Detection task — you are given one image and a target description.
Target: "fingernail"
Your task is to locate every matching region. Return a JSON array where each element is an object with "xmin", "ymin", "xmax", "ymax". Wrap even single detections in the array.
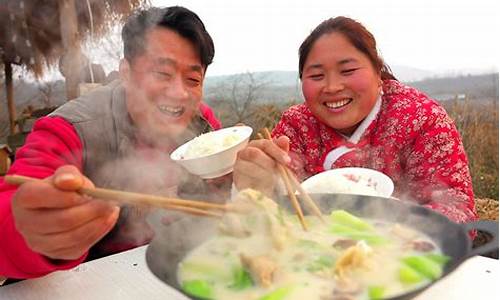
[
  {"xmin": 107, "ymin": 207, "xmax": 120, "ymax": 224},
  {"xmin": 55, "ymin": 173, "xmax": 75, "ymax": 184},
  {"xmin": 283, "ymin": 155, "xmax": 291, "ymax": 164},
  {"xmin": 112, "ymin": 206, "xmax": 120, "ymax": 218}
]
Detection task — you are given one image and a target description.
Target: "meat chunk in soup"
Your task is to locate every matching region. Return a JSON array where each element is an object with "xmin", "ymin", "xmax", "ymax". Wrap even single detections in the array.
[{"xmin": 240, "ymin": 253, "xmax": 278, "ymax": 288}]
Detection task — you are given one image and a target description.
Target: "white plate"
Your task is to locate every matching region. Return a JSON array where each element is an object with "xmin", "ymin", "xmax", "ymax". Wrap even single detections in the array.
[{"xmin": 301, "ymin": 167, "xmax": 394, "ymax": 198}]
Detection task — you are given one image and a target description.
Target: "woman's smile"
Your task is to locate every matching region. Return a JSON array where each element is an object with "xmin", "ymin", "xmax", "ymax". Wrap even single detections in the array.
[{"xmin": 324, "ymin": 98, "xmax": 353, "ymax": 111}]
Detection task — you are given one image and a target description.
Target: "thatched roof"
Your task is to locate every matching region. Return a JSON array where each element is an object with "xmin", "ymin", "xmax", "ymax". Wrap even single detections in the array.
[{"xmin": 0, "ymin": 0, "xmax": 149, "ymax": 77}]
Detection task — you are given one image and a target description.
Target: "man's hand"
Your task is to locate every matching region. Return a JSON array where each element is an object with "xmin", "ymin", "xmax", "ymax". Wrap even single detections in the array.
[
  {"xmin": 11, "ymin": 165, "xmax": 120, "ymax": 260},
  {"xmin": 233, "ymin": 135, "xmax": 291, "ymax": 197}
]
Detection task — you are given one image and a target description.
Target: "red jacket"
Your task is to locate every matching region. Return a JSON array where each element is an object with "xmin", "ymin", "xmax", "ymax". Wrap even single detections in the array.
[
  {"xmin": 273, "ymin": 80, "xmax": 477, "ymax": 225},
  {"xmin": 0, "ymin": 104, "xmax": 221, "ymax": 279}
]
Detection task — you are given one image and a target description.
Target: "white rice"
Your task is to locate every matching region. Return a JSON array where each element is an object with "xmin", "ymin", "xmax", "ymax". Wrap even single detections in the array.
[
  {"xmin": 305, "ymin": 173, "xmax": 380, "ymax": 196},
  {"xmin": 183, "ymin": 132, "xmax": 241, "ymax": 159}
]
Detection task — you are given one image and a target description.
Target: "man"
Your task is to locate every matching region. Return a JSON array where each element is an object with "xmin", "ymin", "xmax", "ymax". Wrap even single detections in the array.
[{"xmin": 0, "ymin": 6, "xmax": 223, "ymax": 279}]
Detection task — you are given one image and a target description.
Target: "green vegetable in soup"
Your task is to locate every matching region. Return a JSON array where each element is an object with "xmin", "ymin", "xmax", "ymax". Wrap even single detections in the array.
[
  {"xmin": 182, "ymin": 279, "xmax": 214, "ymax": 299},
  {"xmin": 180, "ymin": 261, "xmax": 230, "ymax": 280},
  {"xmin": 330, "ymin": 223, "xmax": 361, "ymax": 235},
  {"xmin": 258, "ymin": 285, "xmax": 295, "ymax": 300},
  {"xmin": 228, "ymin": 266, "xmax": 253, "ymax": 290},
  {"xmin": 306, "ymin": 254, "xmax": 336, "ymax": 272},
  {"xmin": 399, "ymin": 264, "xmax": 426, "ymax": 284},
  {"xmin": 424, "ymin": 253, "xmax": 451, "ymax": 266},
  {"xmin": 330, "ymin": 223, "xmax": 388, "ymax": 245},
  {"xmin": 330, "ymin": 210, "xmax": 374, "ymax": 231},
  {"xmin": 402, "ymin": 255, "xmax": 443, "ymax": 280},
  {"xmin": 344, "ymin": 231, "xmax": 389, "ymax": 245},
  {"xmin": 368, "ymin": 285, "xmax": 386, "ymax": 299}
]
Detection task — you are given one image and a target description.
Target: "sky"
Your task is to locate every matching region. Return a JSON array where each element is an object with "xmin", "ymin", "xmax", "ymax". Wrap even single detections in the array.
[{"xmin": 148, "ymin": 0, "xmax": 499, "ymax": 77}]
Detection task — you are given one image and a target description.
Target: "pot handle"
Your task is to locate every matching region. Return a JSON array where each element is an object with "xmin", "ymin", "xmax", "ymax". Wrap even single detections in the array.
[{"xmin": 462, "ymin": 220, "xmax": 499, "ymax": 258}]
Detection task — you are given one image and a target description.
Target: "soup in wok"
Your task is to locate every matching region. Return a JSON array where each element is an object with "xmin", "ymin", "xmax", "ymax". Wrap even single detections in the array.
[{"xmin": 177, "ymin": 190, "xmax": 449, "ymax": 300}]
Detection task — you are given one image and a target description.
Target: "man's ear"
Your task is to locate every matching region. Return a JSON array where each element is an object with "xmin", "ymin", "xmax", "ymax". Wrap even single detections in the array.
[{"xmin": 119, "ymin": 58, "xmax": 130, "ymax": 82}]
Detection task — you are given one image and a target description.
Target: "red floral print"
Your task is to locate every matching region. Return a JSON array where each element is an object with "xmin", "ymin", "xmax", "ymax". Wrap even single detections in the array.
[{"xmin": 273, "ymin": 80, "xmax": 477, "ymax": 224}]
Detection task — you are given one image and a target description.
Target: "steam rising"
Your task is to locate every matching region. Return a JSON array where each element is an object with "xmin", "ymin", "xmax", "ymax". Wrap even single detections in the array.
[{"xmin": 91, "ymin": 123, "xmax": 207, "ymax": 248}]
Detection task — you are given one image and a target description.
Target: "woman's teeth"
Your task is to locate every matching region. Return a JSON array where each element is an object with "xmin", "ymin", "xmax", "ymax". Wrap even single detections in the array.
[
  {"xmin": 325, "ymin": 98, "xmax": 352, "ymax": 109},
  {"xmin": 158, "ymin": 105, "xmax": 184, "ymax": 116}
]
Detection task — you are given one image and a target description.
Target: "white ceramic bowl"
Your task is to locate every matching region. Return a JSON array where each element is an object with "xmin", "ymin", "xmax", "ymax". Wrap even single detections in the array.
[
  {"xmin": 301, "ymin": 167, "xmax": 394, "ymax": 198},
  {"xmin": 170, "ymin": 126, "xmax": 253, "ymax": 179}
]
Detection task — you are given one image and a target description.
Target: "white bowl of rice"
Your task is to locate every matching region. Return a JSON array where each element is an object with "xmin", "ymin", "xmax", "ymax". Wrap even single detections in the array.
[
  {"xmin": 170, "ymin": 126, "xmax": 253, "ymax": 179},
  {"xmin": 301, "ymin": 167, "xmax": 394, "ymax": 198}
]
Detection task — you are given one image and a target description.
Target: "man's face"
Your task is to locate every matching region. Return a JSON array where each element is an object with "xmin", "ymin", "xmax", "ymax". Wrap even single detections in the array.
[{"xmin": 121, "ymin": 27, "xmax": 205, "ymax": 143}]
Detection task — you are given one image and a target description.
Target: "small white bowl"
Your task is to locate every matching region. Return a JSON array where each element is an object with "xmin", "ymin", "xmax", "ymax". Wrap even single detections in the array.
[
  {"xmin": 170, "ymin": 126, "xmax": 253, "ymax": 179},
  {"xmin": 301, "ymin": 167, "xmax": 394, "ymax": 198}
]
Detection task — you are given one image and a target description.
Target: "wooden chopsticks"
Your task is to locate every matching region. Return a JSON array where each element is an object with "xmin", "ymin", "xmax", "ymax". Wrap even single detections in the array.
[
  {"xmin": 259, "ymin": 129, "xmax": 307, "ymax": 230},
  {"xmin": 4, "ymin": 175, "xmax": 228, "ymax": 218},
  {"xmin": 286, "ymin": 167, "xmax": 326, "ymax": 223},
  {"xmin": 260, "ymin": 128, "xmax": 325, "ymax": 230}
]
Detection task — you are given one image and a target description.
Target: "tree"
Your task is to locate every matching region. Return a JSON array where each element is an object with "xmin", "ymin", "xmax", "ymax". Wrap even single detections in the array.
[
  {"xmin": 37, "ymin": 81, "xmax": 57, "ymax": 108},
  {"xmin": 210, "ymin": 72, "xmax": 271, "ymax": 126},
  {"xmin": 83, "ymin": 25, "xmax": 123, "ymax": 74}
]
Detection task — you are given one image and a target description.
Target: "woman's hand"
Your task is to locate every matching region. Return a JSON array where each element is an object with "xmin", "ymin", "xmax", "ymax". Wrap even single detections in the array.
[
  {"xmin": 233, "ymin": 135, "xmax": 291, "ymax": 197},
  {"xmin": 11, "ymin": 165, "xmax": 120, "ymax": 260}
]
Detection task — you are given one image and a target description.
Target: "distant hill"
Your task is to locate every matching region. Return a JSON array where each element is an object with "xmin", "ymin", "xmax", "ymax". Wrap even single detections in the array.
[
  {"xmin": 204, "ymin": 70, "xmax": 300, "ymax": 89},
  {"xmin": 391, "ymin": 65, "xmax": 436, "ymax": 82},
  {"xmin": 204, "ymin": 65, "xmax": 437, "ymax": 88},
  {"xmin": 205, "ymin": 71, "xmax": 498, "ymax": 104},
  {"xmin": 1, "ymin": 71, "xmax": 498, "ymax": 143},
  {"xmin": 406, "ymin": 73, "xmax": 498, "ymax": 101}
]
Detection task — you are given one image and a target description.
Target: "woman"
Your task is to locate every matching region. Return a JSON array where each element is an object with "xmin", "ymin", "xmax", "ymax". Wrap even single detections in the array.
[{"xmin": 233, "ymin": 16, "xmax": 477, "ymax": 224}]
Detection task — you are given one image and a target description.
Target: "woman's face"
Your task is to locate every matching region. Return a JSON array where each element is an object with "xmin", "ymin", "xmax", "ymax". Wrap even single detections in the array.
[{"xmin": 301, "ymin": 32, "xmax": 381, "ymax": 135}]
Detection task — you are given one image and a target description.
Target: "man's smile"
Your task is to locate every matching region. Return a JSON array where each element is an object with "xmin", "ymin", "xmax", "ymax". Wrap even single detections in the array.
[{"xmin": 157, "ymin": 104, "xmax": 185, "ymax": 117}]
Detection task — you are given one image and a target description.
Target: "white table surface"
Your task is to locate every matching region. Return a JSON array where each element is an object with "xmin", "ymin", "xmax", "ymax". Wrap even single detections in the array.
[{"xmin": 0, "ymin": 245, "xmax": 498, "ymax": 300}]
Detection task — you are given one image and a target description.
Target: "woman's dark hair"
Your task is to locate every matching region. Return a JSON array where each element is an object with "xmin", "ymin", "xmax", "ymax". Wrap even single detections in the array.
[
  {"xmin": 299, "ymin": 16, "xmax": 396, "ymax": 80},
  {"xmin": 122, "ymin": 6, "xmax": 214, "ymax": 69}
]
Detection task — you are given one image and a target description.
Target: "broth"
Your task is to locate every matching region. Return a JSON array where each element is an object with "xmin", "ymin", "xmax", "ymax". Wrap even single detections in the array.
[{"xmin": 177, "ymin": 190, "xmax": 449, "ymax": 300}]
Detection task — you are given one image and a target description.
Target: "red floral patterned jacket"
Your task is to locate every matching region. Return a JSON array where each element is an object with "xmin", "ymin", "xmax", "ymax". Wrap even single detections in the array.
[{"xmin": 272, "ymin": 80, "xmax": 477, "ymax": 224}]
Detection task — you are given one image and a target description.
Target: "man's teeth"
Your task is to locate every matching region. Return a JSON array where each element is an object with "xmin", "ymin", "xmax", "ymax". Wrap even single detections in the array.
[
  {"xmin": 325, "ymin": 99, "xmax": 352, "ymax": 109},
  {"xmin": 158, "ymin": 105, "xmax": 183, "ymax": 114}
]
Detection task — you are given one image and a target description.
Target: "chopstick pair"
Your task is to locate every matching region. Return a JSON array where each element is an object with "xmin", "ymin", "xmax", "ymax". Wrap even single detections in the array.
[
  {"xmin": 259, "ymin": 128, "xmax": 325, "ymax": 230},
  {"xmin": 4, "ymin": 175, "xmax": 230, "ymax": 218}
]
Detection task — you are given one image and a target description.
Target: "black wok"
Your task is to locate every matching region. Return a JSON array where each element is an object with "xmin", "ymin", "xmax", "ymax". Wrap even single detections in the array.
[{"xmin": 146, "ymin": 193, "xmax": 498, "ymax": 300}]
